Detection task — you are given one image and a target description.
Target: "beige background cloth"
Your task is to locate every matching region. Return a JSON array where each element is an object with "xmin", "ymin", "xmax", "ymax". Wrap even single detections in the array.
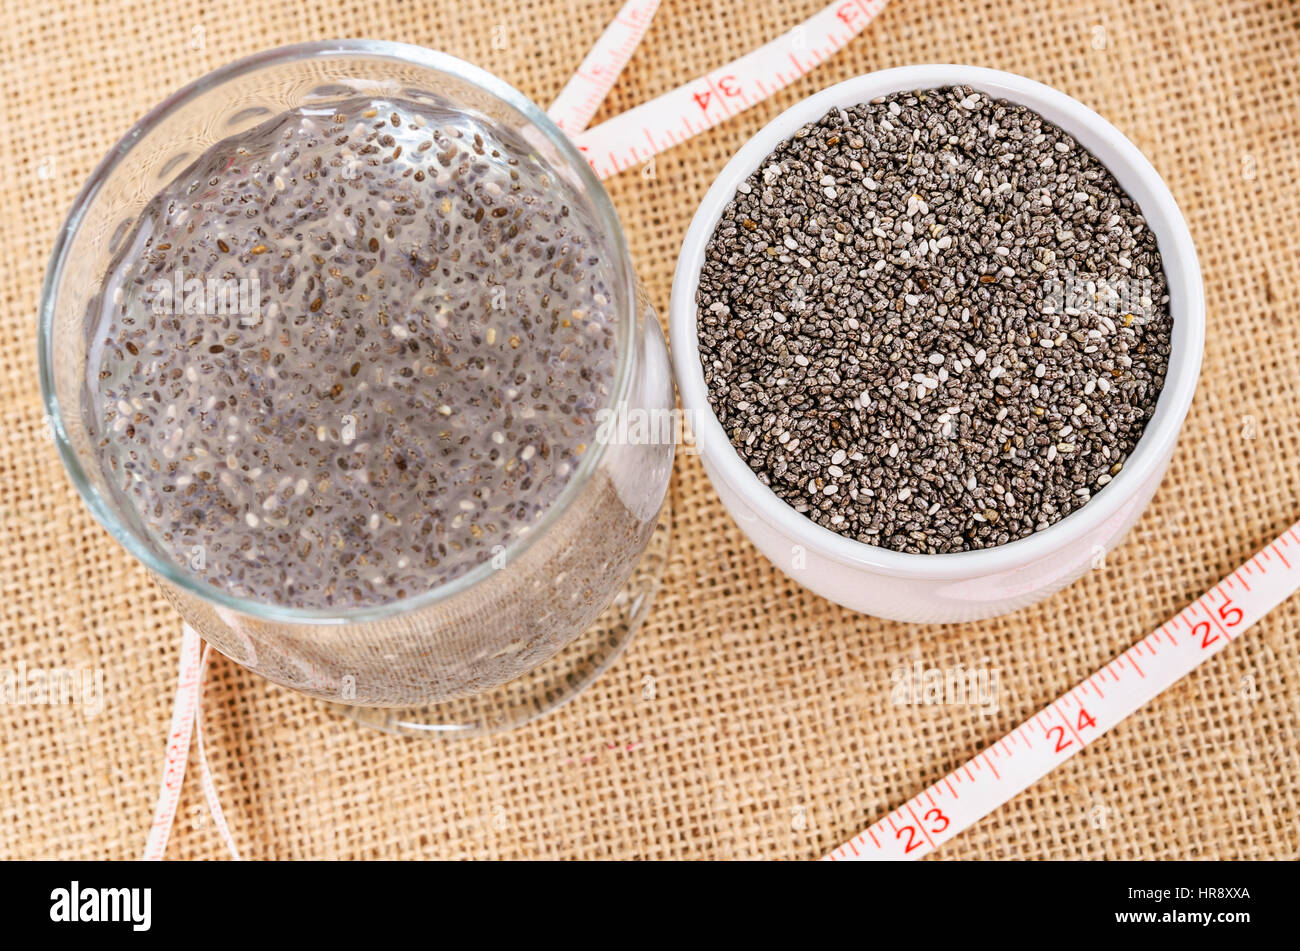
[{"xmin": 2, "ymin": 0, "xmax": 1298, "ymax": 859}]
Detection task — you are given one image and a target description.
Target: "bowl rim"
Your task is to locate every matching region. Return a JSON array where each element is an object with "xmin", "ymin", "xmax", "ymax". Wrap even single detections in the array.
[{"xmin": 669, "ymin": 64, "xmax": 1205, "ymax": 582}]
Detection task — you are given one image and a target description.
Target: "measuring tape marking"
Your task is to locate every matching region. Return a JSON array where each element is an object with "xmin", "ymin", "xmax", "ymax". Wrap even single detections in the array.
[
  {"xmin": 195, "ymin": 644, "xmax": 243, "ymax": 860},
  {"xmin": 549, "ymin": 0, "xmax": 662, "ymax": 136},
  {"xmin": 577, "ymin": 0, "xmax": 891, "ymax": 179},
  {"xmin": 825, "ymin": 520, "xmax": 1300, "ymax": 861},
  {"xmin": 142, "ymin": 624, "xmax": 201, "ymax": 860}
]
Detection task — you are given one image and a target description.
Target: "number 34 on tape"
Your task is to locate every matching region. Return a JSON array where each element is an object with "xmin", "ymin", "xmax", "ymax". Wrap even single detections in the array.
[
  {"xmin": 575, "ymin": 0, "xmax": 892, "ymax": 179},
  {"xmin": 826, "ymin": 519, "xmax": 1300, "ymax": 861}
]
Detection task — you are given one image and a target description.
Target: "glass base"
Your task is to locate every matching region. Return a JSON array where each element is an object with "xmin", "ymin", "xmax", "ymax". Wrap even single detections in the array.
[{"xmin": 329, "ymin": 489, "xmax": 673, "ymax": 738}]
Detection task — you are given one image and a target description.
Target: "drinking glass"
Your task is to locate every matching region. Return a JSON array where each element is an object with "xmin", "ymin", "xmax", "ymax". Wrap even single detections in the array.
[{"xmin": 39, "ymin": 41, "xmax": 675, "ymax": 736}]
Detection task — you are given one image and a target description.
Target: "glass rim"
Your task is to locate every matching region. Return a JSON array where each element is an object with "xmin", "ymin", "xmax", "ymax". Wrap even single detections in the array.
[{"xmin": 37, "ymin": 39, "xmax": 639, "ymax": 625}]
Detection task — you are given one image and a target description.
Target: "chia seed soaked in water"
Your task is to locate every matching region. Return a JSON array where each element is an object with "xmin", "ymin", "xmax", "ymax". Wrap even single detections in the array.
[
  {"xmin": 87, "ymin": 98, "xmax": 618, "ymax": 608},
  {"xmin": 697, "ymin": 86, "xmax": 1173, "ymax": 554}
]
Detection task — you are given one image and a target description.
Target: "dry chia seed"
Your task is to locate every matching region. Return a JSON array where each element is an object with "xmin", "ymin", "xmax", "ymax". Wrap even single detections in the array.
[
  {"xmin": 86, "ymin": 97, "xmax": 618, "ymax": 608},
  {"xmin": 696, "ymin": 86, "xmax": 1173, "ymax": 554}
]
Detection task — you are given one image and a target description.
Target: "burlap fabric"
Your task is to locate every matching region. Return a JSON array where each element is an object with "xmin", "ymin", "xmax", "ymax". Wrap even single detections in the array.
[{"xmin": 3, "ymin": 0, "xmax": 1298, "ymax": 860}]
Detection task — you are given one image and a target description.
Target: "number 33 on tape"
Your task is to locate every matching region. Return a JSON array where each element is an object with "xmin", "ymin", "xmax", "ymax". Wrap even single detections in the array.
[{"xmin": 827, "ymin": 520, "xmax": 1299, "ymax": 861}]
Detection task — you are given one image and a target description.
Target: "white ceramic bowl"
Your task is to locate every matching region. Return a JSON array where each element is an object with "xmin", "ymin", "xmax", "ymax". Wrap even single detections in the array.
[{"xmin": 670, "ymin": 65, "xmax": 1205, "ymax": 623}]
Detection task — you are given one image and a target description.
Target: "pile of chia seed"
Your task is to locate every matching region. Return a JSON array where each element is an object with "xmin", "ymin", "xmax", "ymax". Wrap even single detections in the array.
[
  {"xmin": 696, "ymin": 86, "xmax": 1173, "ymax": 553},
  {"xmin": 88, "ymin": 97, "xmax": 618, "ymax": 608}
]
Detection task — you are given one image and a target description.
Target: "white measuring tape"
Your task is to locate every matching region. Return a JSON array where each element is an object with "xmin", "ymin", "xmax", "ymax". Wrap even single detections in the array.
[
  {"xmin": 144, "ymin": 628, "xmax": 242, "ymax": 860},
  {"xmin": 142, "ymin": 624, "xmax": 201, "ymax": 860},
  {"xmin": 549, "ymin": 1, "xmax": 1297, "ymax": 858},
  {"xmin": 571, "ymin": 0, "xmax": 892, "ymax": 179},
  {"xmin": 149, "ymin": 0, "xmax": 1274, "ymax": 864},
  {"xmin": 825, "ymin": 519, "xmax": 1300, "ymax": 860},
  {"xmin": 549, "ymin": 0, "xmax": 663, "ymax": 136}
]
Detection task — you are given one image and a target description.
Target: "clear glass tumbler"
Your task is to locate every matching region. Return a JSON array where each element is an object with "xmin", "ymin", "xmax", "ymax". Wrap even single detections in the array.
[{"xmin": 39, "ymin": 41, "xmax": 675, "ymax": 736}]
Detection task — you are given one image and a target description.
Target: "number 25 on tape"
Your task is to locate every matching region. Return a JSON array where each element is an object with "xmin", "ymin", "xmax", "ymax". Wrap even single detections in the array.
[{"xmin": 1194, "ymin": 598, "xmax": 1243, "ymax": 648}]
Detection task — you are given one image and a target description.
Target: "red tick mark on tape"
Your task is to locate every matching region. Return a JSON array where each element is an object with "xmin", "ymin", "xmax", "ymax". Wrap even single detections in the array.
[{"xmin": 827, "ymin": 515, "xmax": 1300, "ymax": 860}]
